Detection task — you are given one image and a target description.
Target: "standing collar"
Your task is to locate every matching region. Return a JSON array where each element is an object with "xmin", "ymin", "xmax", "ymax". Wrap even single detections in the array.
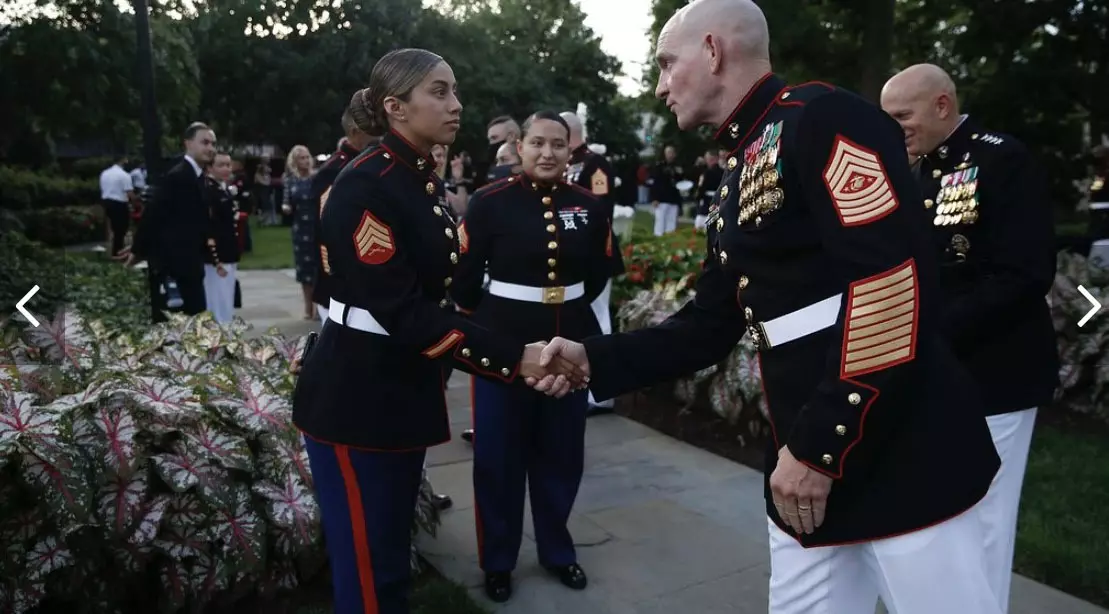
[
  {"xmin": 931, "ymin": 114, "xmax": 973, "ymax": 154},
  {"xmin": 518, "ymin": 171, "xmax": 564, "ymax": 193},
  {"xmin": 713, "ymin": 72, "xmax": 788, "ymax": 151},
  {"xmin": 380, "ymin": 130, "xmax": 435, "ymax": 174},
  {"xmin": 339, "ymin": 139, "xmax": 362, "ymax": 158}
]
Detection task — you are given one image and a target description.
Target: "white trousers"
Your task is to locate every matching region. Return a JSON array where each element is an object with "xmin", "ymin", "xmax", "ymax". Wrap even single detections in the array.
[
  {"xmin": 653, "ymin": 202, "xmax": 679, "ymax": 236},
  {"xmin": 768, "ymin": 507, "xmax": 1002, "ymax": 614},
  {"xmin": 981, "ymin": 407, "xmax": 1037, "ymax": 613},
  {"xmin": 203, "ymin": 263, "xmax": 237, "ymax": 324},
  {"xmin": 316, "ymin": 303, "xmax": 329, "ymax": 326},
  {"xmin": 587, "ymin": 279, "xmax": 614, "ymax": 409}
]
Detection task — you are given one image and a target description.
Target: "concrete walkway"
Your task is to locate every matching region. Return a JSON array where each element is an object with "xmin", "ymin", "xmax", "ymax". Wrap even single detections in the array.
[{"xmin": 239, "ymin": 268, "xmax": 1107, "ymax": 614}]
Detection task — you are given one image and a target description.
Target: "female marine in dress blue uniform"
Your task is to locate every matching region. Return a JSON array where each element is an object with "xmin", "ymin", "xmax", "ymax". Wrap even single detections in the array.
[
  {"xmin": 453, "ymin": 111, "xmax": 614, "ymax": 602},
  {"xmin": 291, "ymin": 51, "xmax": 583, "ymax": 614}
]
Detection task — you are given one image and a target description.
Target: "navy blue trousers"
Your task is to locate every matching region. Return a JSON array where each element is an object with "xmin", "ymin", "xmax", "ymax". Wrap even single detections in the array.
[
  {"xmin": 303, "ymin": 436, "xmax": 426, "ymax": 614},
  {"xmin": 471, "ymin": 376, "xmax": 588, "ymax": 572}
]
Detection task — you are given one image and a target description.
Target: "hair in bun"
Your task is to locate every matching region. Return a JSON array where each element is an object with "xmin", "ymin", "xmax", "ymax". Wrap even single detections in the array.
[{"xmin": 347, "ymin": 48, "xmax": 445, "ymax": 138}]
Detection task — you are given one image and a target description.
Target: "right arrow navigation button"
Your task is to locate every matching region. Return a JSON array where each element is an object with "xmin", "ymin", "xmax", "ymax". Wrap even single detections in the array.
[{"xmin": 1077, "ymin": 285, "xmax": 1102, "ymax": 328}]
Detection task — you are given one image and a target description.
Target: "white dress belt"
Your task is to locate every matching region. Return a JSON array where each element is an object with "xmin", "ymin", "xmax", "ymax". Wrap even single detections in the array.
[
  {"xmin": 1089, "ymin": 201, "xmax": 1109, "ymax": 210},
  {"xmin": 329, "ymin": 298, "xmax": 389, "ymax": 335},
  {"xmin": 488, "ymin": 280, "xmax": 585, "ymax": 304},
  {"xmin": 756, "ymin": 293, "xmax": 843, "ymax": 349}
]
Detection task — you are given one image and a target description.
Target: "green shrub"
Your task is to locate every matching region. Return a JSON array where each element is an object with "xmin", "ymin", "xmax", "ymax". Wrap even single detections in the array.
[
  {"xmin": 1, "ymin": 232, "xmax": 148, "ymax": 333},
  {"xmin": 17, "ymin": 205, "xmax": 106, "ymax": 247},
  {"xmin": 69, "ymin": 157, "xmax": 121, "ymax": 181},
  {"xmin": 0, "ymin": 166, "xmax": 99, "ymax": 210},
  {"xmin": 0, "ymin": 310, "xmax": 443, "ymax": 613}
]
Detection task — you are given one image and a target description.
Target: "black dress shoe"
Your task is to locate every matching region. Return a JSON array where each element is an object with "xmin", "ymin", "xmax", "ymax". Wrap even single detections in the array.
[
  {"xmin": 545, "ymin": 562, "xmax": 587, "ymax": 590},
  {"xmin": 432, "ymin": 493, "xmax": 452, "ymax": 511},
  {"xmin": 461, "ymin": 429, "xmax": 474, "ymax": 443},
  {"xmin": 484, "ymin": 571, "xmax": 512, "ymax": 602}
]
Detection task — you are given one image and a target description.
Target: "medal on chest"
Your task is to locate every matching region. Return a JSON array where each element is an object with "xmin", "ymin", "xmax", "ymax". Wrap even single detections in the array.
[
  {"xmin": 737, "ymin": 121, "xmax": 784, "ymax": 226},
  {"xmin": 934, "ymin": 163, "xmax": 980, "ymax": 226},
  {"xmin": 566, "ymin": 162, "xmax": 584, "ymax": 184},
  {"xmin": 558, "ymin": 207, "xmax": 589, "ymax": 230}
]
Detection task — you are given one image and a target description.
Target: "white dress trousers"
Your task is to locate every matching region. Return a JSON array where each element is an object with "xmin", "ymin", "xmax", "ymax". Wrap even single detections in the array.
[
  {"xmin": 653, "ymin": 202, "xmax": 679, "ymax": 235},
  {"xmin": 203, "ymin": 263, "xmax": 237, "ymax": 324},
  {"xmin": 767, "ymin": 505, "xmax": 1003, "ymax": 614},
  {"xmin": 587, "ymin": 279, "xmax": 614, "ymax": 409},
  {"xmin": 980, "ymin": 407, "xmax": 1037, "ymax": 612}
]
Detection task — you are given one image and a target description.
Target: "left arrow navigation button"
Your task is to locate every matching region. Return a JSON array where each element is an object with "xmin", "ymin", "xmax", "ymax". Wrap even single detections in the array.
[{"xmin": 16, "ymin": 285, "xmax": 40, "ymax": 327}]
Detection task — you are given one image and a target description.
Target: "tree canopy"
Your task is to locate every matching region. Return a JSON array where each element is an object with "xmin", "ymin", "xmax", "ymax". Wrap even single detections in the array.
[
  {"xmin": 0, "ymin": 0, "xmax": 640, "ymax": 166},
  {"xmin": 639, "ymin": 0, "xmax": 1106, "ymax": 207}
]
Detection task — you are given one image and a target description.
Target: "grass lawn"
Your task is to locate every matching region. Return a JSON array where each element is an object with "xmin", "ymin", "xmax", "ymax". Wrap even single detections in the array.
[
  {"xmin": 294, "ymin": 571, "xmax": 490, "ymax": 614},
  {"xmin": 1014, "ymin": 419, "xmax": 1109, "ymax": 607},
  {"xmin": 239, "ymin": 222, "xmax": 295, "ymax": 270}
]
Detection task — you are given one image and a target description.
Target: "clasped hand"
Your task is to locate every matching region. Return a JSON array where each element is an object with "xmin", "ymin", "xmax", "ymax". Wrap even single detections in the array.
[{"xmin": 521, "ymin": 337, "xmax": 591, "ymax": 398}]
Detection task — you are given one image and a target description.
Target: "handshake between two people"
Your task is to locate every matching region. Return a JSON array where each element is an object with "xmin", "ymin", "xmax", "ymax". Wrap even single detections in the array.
[{"xmin": 519, "ymin": 337, "xmax": 590, "ymax": 399}]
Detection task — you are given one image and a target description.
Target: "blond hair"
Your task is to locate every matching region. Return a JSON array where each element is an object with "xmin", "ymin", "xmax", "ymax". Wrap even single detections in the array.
[
  {"xmin": 285, "ymin": 144, "xmax": 312, "ymax": 178},
  {"xmin": 432, "ymin": 144, "xmax": 449, "ymax": 179}
]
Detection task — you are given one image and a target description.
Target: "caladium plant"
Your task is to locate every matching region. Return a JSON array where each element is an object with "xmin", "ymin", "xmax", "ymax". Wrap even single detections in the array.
[
  {"xmin": 0, "ymin": 309, "xmax": 443, "ymax": 613},
  {"xmin": 616, "ymin": 251, "xmax": 1109, "ymax": 433}
]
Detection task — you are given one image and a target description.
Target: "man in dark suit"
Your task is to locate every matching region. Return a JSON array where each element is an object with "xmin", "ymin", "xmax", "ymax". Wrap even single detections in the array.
[{"xmin": 119, "ymin": 122, "xmax": 217, "ymax": 322}]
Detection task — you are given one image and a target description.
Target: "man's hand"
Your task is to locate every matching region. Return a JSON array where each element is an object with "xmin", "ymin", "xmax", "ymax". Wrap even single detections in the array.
[
  {"xmin": 519, "ymin": 342, "xmax": 589, "ymax": 396},
  {"xmin": 525, "ymin": 337, "xmax": 591, "ymax": 398},
  {"xmin": 769, "ymin": 446, "xmax": 833, "ymax": 535},
  {"xmin": 113, "ymin": 247, "xmax": 137, "ymax": 267}
]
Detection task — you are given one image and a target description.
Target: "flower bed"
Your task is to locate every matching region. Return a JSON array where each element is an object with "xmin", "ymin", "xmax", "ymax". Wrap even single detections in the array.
[
  {"xmin": 615, "ymin": 248, "xmax": 1109, "ymax": 430},
  {"xmin": 611, "ymin": 226, "xmax": 705, "ymax": 309},
  {"xmin": 0, "ymin": 309, "xmax": 441, "ymax": 613}
]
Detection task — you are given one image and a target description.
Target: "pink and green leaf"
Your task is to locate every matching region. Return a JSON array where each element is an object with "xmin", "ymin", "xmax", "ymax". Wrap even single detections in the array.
[{"xmin": 186, "ymin": 423, "xmax": 252, "ymax": 472}]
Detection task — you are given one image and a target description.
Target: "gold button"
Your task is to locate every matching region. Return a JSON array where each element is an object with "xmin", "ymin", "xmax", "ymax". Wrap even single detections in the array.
[
  {"xmin": 848, "ymin": 392, "xmax": 861, "ymax": 405},
  {"xmin": 383, "ymin": 152, "xmax": 391, "ymax": 159},
  {"xmin": 542, "ymin": 196, "xmax": 552, "ymax": 205},
  {"xmin": 720, "ymin": 185, "xmax": 729, "ymax": 198},
  {"xmin": 445, "ymin": 228, "xmax": 454, "ymax": 239},
  {"xmin": 544, "ymin": 211, "xmax": 554, "ymax": 220},
  {"xmin": 835, "ymin": 425, "xmax": 847, "ymax": 436},
  {"xmin": 971, "ymin": 133, "xmax": 979, "ymax": 140},
  {"xmin": 781, "ymin": 91, "xmax": 791, "ymax": 100},
  {"xmin": 480, "ymin": 358, "xmax": 490, "ymax": 367},
  {"xmin": 546, "ymin": 224, "xmax": 556, "ymax": 233},
  {"xmin": 716, "ymin": 218, "xmax": 724, "ymax": 231},
  {"xmin": 932, "ymin": 169, "xmax": 941, "ymax": 178},
  {"xmin": 547, "ymin": 271, "xmax": 556, "ymax": 281},
  {"xmin": 547, "ymin": 258, "xmax": 557, "ymax": 267},
  {"xmin": 821, "ymin": 454, "xmax": 833, "ymax": 465},
  {"xmin": 444, "ymin": 277, "xmax": 452, "ymax": 287},
  {"xmin": 739, "ymin": 275, "xmax": 749, "ymax": 290},
  {"xmin": 501, "ymin": 368, "xmax": 510, "ymax": 376},
  {"xmin": 426, "ymin": 182, "xmax": 435, "ymax": 195},
  {"xmin": 417, "ymin": 158, "xmax": 427, "ymax": 170},
  {"xmin": 548, "ymin": 241, "xmax": 558, "ymax": 250},
  {"xmin": 438, "ymin": 299, "xmax": 449, "ymax": 308},
  {"xmin": 450, "ymin": 252, "xmax": 458, "ymax": 264},
  {"xmin": 720, "ymin": 250, "xmax": 728, "ymax": 264},
  {"xmin": 924, "ymin": 199, "xmax": 934, "ymax": 209},
  {"xmin": 433, "ymin": 206, "xmax": 443, "ymax": 216},
  {"xmin": 727, "ymin": 157, "xmax": 737, "ymax": 170},
  {"xmin": 462, "ymin": 348, "xmax": 471, "ymax": 357},
  {"xmin": 744, "ymin": 306, "xmax": 753, "ymax": 319}
]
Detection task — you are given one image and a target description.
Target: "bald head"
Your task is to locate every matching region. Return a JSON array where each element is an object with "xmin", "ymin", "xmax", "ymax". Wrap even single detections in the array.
[
  {"xmin": 881, "ymin": 63, "xmax": 962, "ymax": 157},
  {"xmin": 495, "ymin": 141, "xmax": 520, "ymax": 167},
  {"xmin": 654, "ymin": 0, "xmax": 773, "ymax": 130},
  {"xmin": 560, "ymin": 112, "xmax": 585, "ymax": 149}
]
